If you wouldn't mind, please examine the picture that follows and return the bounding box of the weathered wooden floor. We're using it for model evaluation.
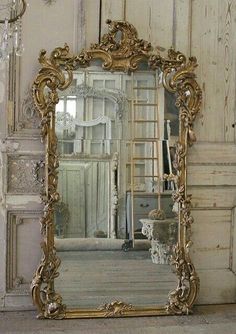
[55,250,177,308]
[1,305,236,334]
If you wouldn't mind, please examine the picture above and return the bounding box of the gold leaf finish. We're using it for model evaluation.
[31,20,202,318]
[31,242,66,319]
[167,242,200,315]
[78,19,152,72]
[98,301,134,317]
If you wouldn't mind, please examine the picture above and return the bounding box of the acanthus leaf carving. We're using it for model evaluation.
[149,49,202,146]
[77,19,152,72]
[167,242,200,315]
[32,44,73,313]
[31,241,66,319]
[91,19,152,57]
[98,300,134,317]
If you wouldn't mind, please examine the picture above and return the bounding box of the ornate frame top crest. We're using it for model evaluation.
[31,19,202,319]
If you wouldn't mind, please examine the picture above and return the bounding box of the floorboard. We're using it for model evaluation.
[55,250,177,308]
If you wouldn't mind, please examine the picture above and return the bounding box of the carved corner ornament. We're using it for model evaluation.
[31,19,202,319]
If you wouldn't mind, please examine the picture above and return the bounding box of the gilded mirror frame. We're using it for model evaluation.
[31,20,202,319]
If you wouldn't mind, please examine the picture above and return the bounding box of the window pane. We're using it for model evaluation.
[66,99,76,118]
[56,99,64,113]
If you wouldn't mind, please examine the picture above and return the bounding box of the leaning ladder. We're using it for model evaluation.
[129,71,163,246]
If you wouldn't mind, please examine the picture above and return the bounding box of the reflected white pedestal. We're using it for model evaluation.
[140,219,178,264]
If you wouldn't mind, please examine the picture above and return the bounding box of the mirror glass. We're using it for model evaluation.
[54,67,179,308]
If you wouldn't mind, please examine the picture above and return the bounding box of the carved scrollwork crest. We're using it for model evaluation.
[78,19,152,72]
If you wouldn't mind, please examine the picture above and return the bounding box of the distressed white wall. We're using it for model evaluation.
[0,0,235,309]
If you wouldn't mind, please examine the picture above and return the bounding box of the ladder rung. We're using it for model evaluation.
[133,120,158,123]
[133,175,160,178]
[128,120,158,122]
[127,98,147,102]
[132,138,159,142]
[126,159,158,164]
[133,103,158,106]
[133,157,158,160]
[133,87,157,90]
[127,163,157,166]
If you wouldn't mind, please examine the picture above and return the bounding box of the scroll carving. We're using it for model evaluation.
[31,45,75,318]
[31,19,202,318]
[149,49,202,146]
[98,301,134,317]
[167,242,200,314]
[31,242,66,319]
[78,19,152,72]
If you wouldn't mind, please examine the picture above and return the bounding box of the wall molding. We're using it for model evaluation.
[6,211,42,295]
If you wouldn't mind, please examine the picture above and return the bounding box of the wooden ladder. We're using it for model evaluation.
[129,71,163,245]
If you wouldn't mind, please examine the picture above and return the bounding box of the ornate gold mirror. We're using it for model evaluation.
[31,20,202,319]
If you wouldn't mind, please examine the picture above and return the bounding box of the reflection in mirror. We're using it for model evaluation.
[54,68,178,308]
